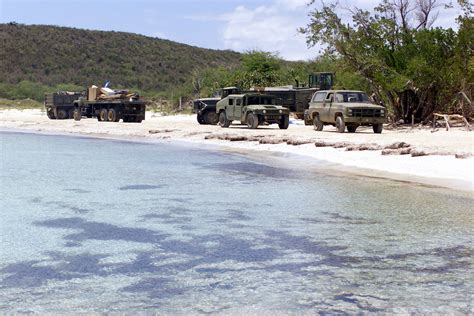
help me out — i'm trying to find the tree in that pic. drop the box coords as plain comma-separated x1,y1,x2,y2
300,0,471,122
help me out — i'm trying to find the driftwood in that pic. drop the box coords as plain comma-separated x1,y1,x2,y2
149,129,178,134
455,153,473,159
381,148,412,155
432,113,471,131
286,138,315,146
346,144,383,151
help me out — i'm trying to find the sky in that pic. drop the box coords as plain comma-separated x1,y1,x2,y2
0,0,464,61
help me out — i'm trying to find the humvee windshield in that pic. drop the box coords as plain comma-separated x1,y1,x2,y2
335,92,371,103
246,95,276,105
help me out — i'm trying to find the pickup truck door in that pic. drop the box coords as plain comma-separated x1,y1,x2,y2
321,93,333,121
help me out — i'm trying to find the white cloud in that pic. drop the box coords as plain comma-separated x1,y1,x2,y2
218,0,460,61
220,1,319,61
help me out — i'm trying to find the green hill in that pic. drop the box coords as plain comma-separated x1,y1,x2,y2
0,23,241,93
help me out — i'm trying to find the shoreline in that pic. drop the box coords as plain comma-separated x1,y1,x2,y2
1,109,473,192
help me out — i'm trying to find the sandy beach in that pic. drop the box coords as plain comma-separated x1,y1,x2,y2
1,109,473,191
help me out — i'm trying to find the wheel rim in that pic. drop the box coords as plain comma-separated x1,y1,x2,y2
108,110,114,121
100,110,107,121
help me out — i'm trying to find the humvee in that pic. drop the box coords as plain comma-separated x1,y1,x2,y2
306,90,386,133
216,93,290,129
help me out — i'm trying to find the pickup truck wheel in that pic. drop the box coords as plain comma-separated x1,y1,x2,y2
347,125,357,133
73,109,81,121
246,113,259,129
218,112,231,128
204,111,218,125
279,115,289,129
56,109,67,120
373,124,383,134
313,115,324,131
98,108,108,121
335,116,345,133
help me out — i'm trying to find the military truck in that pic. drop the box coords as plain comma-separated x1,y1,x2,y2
193,87,241,125
216,93,290,129
306,90,386,133
251,72,334,121
44,91,85,119
194,97,220,124
73,96,146,123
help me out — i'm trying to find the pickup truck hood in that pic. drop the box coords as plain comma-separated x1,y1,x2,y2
344,103,385,109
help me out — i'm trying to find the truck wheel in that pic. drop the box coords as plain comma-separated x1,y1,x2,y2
373,124,383,134
347,125,357,133
279,115,289,129
46,108,56,119
218,112,231,128
313,115,323,131
204,111,218,125
107,108,119,122
335,116,345,133
57,109,67,120
197,114,205,125
98,108,108,121
68,109,75,119
246,113,259,129
73,109,81,121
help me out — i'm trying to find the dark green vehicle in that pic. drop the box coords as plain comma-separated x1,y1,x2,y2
193,97,220,124
306,90,386,133
216,93,290,129
44,92,85,119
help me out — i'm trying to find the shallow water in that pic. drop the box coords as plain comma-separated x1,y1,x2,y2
1,131,473,314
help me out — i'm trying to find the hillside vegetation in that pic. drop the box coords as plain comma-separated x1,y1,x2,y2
0,23,241,94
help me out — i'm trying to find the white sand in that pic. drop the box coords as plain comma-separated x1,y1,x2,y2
1,109,473,191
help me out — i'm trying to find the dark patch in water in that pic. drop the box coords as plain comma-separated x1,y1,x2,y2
64,188,91,194
119,184,163,191
195,161,294,179
226,210,252,221
121,277,184,299
34,217,170,244
0,253,109,288
333,293,385,312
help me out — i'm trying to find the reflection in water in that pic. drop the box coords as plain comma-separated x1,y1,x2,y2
1,132,473,314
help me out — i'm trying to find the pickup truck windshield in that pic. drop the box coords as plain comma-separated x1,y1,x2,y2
335,92,371,103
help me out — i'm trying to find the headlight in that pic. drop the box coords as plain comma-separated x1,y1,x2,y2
380,109,385,116
263,110,266,114
347,108,353,116
279,109,282,114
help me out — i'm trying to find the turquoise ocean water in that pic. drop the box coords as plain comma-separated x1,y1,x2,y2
0,131,473,314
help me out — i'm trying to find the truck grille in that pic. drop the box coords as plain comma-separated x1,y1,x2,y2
352,109,382,117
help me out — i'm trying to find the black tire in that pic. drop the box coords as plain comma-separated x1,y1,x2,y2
279,115,289,129
347,125,357,133
197,114,205,125
313,115,323,131
107,108,120,122
335,116,345,133
73,109,81,121
373,124,383,134
246,113,259,129
135,118,143,123
204,111,218,125
68,109,75,119
218,111,231,128
98,108,108,121
56,109,67,120
46,108,56,119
